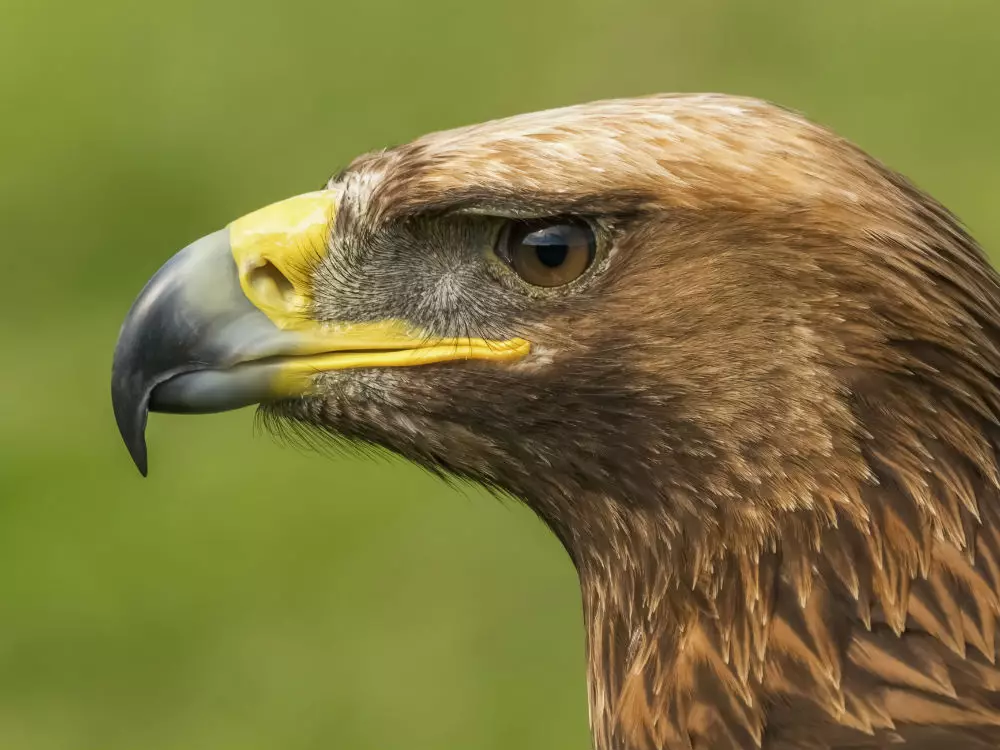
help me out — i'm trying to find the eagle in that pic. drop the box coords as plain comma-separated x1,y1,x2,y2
112,94,1000,750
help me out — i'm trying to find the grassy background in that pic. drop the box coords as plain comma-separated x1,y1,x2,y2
2,1,999,748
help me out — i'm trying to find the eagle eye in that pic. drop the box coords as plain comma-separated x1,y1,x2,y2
497,218,596,287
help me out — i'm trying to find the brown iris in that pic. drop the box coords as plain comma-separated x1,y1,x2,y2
497,219,596,287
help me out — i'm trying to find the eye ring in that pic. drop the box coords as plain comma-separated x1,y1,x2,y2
495,218,596,288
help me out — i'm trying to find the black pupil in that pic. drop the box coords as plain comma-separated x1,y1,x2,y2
524,226,574,267
536,244,568,267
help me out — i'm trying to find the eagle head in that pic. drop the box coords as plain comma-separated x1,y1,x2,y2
112,95,1000,750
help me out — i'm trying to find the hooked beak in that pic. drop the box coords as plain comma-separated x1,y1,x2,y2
111,191,529,476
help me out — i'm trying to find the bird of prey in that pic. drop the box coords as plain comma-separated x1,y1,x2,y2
112,94,1000,749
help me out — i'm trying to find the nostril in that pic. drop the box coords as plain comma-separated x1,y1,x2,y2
247,260,296,306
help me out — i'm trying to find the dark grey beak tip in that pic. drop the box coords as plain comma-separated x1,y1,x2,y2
110,230,235,478
124,425,150,477
112,228,270,476
117,406,150,477
111,352,151,477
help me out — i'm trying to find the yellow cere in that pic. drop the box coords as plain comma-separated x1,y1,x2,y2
229,191,339,330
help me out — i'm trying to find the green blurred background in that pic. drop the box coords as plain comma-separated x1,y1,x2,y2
2,1,999,747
